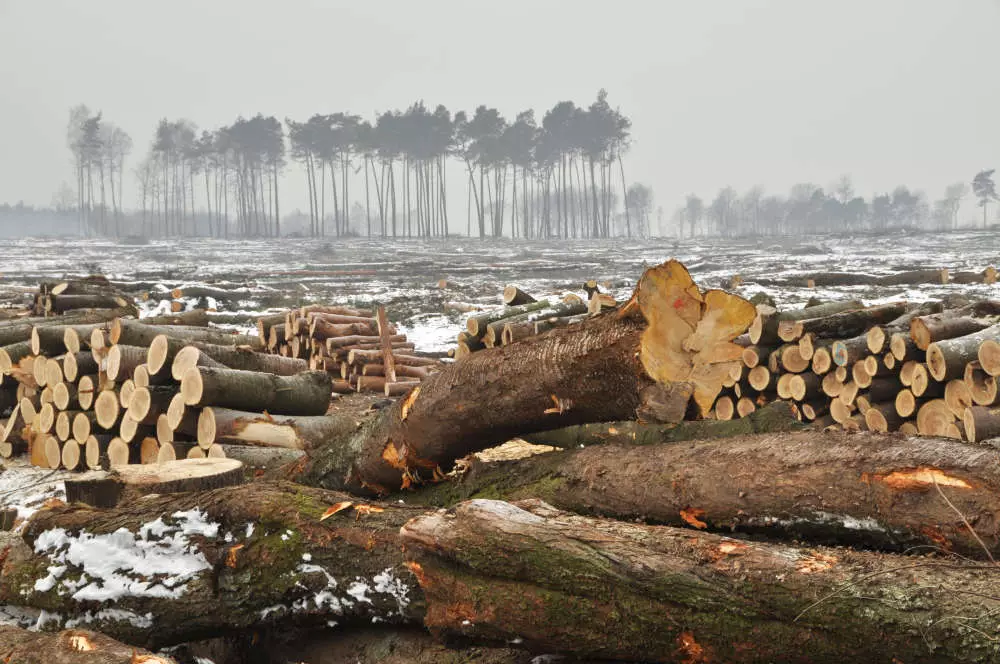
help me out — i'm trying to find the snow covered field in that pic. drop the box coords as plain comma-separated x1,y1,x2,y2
0,230,997,354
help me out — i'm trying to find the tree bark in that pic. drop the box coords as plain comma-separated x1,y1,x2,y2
911,313,998,351
520,399,801,447
181,366,330,415
148,334,307,378
927,323,1000,382
777,302,908,343
1,481,424,649
402,498,1000,663
197,406,354,450
750,300,862,345
409,429,1000,559
111,319,262,350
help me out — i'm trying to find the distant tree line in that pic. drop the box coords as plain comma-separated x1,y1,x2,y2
671,170,1000,237
59,91,652,240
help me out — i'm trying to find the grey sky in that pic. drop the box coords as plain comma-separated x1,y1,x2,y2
1,0,997,222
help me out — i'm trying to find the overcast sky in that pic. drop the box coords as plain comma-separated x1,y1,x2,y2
1,0,998,222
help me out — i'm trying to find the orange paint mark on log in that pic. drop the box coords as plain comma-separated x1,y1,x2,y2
796,552,838,574
680,507,708,529
225,543,245,568
401,386,420,421
878,467,972,491
675,631,711,663
404,560,430,587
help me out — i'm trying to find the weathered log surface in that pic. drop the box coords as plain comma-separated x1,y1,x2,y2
0,626,177,663
1,481,424,648
402,498,1000,663
411,429,1000,558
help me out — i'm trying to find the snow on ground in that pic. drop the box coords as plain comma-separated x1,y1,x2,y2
3,230,999,352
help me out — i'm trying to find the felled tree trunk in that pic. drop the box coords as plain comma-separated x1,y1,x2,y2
197,406,356,450
1,482,425,648
520,399,802,447
0,626,177,663
111,319,262,350
411,429,1000,558
304,260,755,495
180,366,331,415
402,498,1000,664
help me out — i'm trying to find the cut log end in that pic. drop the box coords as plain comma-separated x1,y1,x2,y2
94,390,120,430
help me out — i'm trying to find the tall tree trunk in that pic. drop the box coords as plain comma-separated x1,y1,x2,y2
619,153,631,238
364,156,372,237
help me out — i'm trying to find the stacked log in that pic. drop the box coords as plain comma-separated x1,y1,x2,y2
456,282,609,359
10,261,1000,662
710,296,1000,441
0,303,369,470
255,304,443,396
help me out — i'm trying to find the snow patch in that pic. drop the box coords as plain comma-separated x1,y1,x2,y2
31,509,218,602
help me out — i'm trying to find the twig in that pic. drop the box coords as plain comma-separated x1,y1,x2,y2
933,475,996,565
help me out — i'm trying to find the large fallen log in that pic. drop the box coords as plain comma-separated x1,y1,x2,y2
410,429,1000,558
1,481,425,648
0,626,176,663
303,260,756,494
402,498,1000,663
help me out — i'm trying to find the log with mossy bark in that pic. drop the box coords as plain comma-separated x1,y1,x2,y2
303,261,755,495
409,428,1000,559
402,497,1000,664
520,399,801,447
1,481,424,649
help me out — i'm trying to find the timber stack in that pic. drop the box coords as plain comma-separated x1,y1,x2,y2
456,280,617,358
9,260,1000,662
255,304,444,396
0,293,427,471
711,288,1000,442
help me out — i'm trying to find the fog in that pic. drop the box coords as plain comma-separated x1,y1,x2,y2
0,0,998,236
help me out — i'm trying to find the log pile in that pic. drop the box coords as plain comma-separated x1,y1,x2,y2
0,299,365,470
256,304,443,396
456,280,614,358
10,261,1000,662
710,294,1000,441
31,275,139,318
